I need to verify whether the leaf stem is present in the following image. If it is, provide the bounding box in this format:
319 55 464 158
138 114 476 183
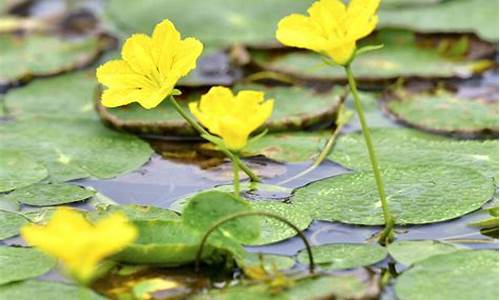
344 65 394 245
168 95 260 182
232 154 240 197
194 211 315 274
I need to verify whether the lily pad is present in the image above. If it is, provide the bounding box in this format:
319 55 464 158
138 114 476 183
88 204 180 222
0 33 110 85
379 0 499 42
236 253 295 272
192 274 367 300
249 200 313 246
291 164 495 225
182 191 260 244
106 0 311 48
387 240 462 266
3 71 97 119
329 128 499 183
0 149 47 192
244 131 329 163
115 219 244 266
395 250 499 300
0 118 153 182
253 30 493 82
297 243 387 270
0 246 56 285
384 88 498 137
0 210 29 240
2 183 95 206
0 280 107 300
95 85 343 136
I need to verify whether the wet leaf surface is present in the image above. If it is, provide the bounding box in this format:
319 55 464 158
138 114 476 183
236 253 295 272
2 183 95 206
292 165 495 225
296 243 387 270
0 210 28 240
0 280 107 300
395 250 499 300
0 149 48 192
0 246 56 285
387 240 462 266
385 88 498 137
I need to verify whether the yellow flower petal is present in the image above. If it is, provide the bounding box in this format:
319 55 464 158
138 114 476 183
326 41 356 65
276 14 328 52
121 34 156 76
151 19 181 67
171 37 204 78
96 60 154 89
21 207 137 284
307 0 346 36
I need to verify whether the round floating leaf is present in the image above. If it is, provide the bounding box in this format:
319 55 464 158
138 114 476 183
0 246 56 285
3 183 95 206
0 150 47 192
0 210 29 240
329 128 499 183
96 85 342 136
0 118 153 182
116 220 244 266
248 200 312 246
254 30 493 82
387 240 462 266
292 165 495 225
182 191 260 244
0 33 109 85
379 0 498 42
192 275 367 300
106 0 311 48
385 89 498 137
297 243 387 270
4 71 97 119
395 250 499 300
236 253 295 272
88 204 180 222
0 280 107 300
244 131 329 162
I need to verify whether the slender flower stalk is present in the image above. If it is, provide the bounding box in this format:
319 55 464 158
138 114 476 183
232 154 241 196
345 65 394 244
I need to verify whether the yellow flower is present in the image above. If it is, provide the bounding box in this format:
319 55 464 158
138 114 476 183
189 86 274 151
96 19 203 109
276 0 380 65
21 207 137 284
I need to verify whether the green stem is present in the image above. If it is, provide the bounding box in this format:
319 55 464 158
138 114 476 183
194 211 315 274
232 154 240 197
168 95 260 182
344 65 394 245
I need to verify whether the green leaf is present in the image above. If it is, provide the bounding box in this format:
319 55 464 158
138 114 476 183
254 30 493 82
249 200 312 246
0 150 47 192
88 204 180 222
236 253 295 272
0 118 153 182
96 85 343 136
329 128 499 183
379 0 499 42
4 71 97 119
297 243 387 270
395 250 499 300
291 165 495 225
182 191 260 244
192 275 367 300
0 210 29 240
385 89 498 137
0 33 108 85
2 183 95 206
0 280 107 300
115 220 244 266
387 240 462 266
105 0 311 48
0 246 56 285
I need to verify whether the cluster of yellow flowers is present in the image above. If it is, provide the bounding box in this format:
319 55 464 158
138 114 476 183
21 0 384 286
